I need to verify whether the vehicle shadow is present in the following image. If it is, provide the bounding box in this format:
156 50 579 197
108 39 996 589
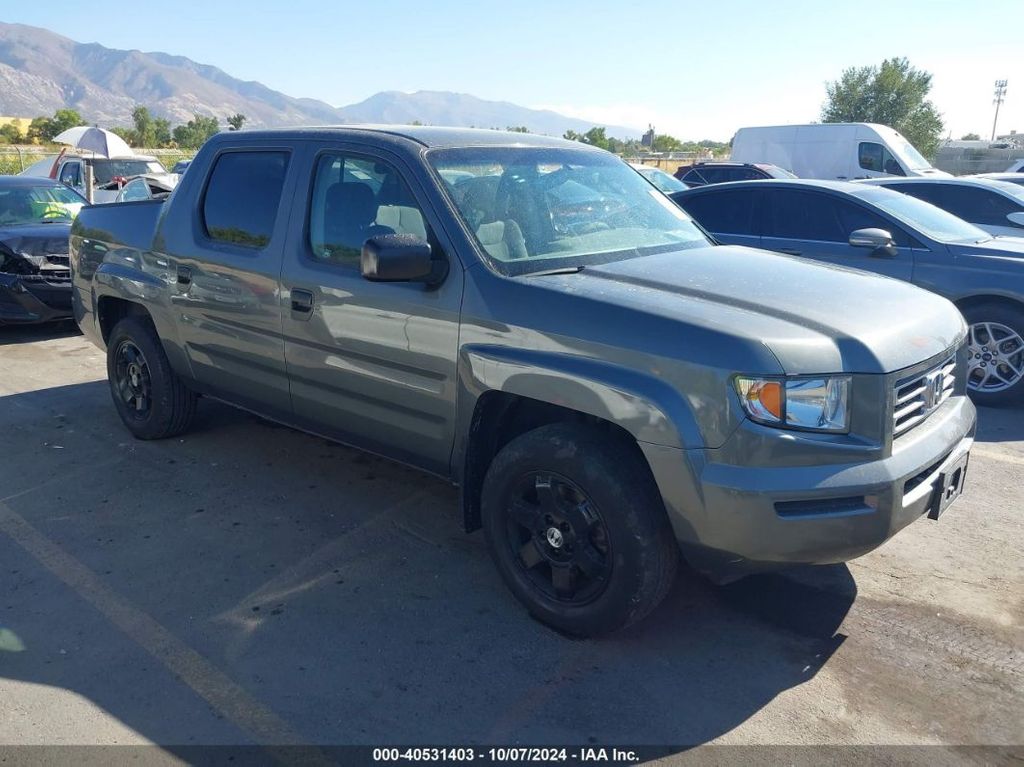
0 382 854 755
974 404 1024 444
0 320 81 346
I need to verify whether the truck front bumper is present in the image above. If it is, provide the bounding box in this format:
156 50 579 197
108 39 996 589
642 394 977 582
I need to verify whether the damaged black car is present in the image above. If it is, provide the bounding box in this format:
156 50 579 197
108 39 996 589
0 177 85 325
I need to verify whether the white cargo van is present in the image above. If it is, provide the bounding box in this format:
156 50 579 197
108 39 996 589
730 123 950 180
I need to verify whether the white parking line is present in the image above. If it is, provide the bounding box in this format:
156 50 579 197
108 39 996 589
0 496 330 764
971 445 1024 467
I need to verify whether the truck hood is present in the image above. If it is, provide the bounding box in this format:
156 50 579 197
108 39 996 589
535 245 965 374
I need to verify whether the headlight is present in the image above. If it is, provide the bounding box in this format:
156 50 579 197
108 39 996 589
735 376 851 433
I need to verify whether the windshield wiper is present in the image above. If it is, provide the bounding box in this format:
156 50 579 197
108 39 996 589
521 265 585 277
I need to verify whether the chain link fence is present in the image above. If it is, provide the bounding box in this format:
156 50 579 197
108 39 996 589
0 146 197 175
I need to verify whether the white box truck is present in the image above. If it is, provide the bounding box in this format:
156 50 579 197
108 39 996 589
730 123 950 180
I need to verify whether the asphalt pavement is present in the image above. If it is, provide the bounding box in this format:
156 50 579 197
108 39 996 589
0 323 1021 762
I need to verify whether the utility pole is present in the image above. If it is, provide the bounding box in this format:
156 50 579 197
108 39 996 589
992 79 1008 141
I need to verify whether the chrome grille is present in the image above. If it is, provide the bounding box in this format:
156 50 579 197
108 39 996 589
893 355 956 437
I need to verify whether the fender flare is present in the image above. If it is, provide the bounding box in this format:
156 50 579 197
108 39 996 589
455 344 703 465
93 261 192 378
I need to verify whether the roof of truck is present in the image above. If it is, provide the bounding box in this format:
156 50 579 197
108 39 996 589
209 125 592 150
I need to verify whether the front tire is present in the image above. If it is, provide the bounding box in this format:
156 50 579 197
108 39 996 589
106 316 197 439
962 302 1024 407
481 423 678 637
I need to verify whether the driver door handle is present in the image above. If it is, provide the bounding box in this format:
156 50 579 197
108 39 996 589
291 288 314 319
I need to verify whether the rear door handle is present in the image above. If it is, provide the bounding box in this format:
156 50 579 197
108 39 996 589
779 248 802 256
291 288 314 319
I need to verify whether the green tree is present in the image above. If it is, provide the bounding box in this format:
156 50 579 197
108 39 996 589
0 123 23 144
581 127 610 150
24 109 83 143
226 113 247 131
563 129 582 142
49 108 83 140
506 125 530 133
960 132 981 141
110 126 135 144
26 116 51 144
652 133 683 152
172 114 221 149
821 57 944 158
153 117 172 147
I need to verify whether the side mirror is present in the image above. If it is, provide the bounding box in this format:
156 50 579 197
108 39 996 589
849 228 897 257
361 234 439 283
1006 211 1024 227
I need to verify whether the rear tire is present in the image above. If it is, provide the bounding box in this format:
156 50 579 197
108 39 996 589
106 316 197 439
962 302 1024 407
481 423 678 637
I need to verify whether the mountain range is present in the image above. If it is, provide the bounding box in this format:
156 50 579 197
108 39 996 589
0 23 640 138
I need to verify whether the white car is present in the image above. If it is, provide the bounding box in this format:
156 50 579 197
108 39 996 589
859 176 1024 238
41 155 168 203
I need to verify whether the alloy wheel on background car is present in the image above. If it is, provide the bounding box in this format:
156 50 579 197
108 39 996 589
967 321 1024 394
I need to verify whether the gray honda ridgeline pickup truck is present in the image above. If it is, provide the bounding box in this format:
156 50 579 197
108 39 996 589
70 127 976 636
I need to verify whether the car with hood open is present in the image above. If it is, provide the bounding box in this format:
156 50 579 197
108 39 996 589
0 176 84 325
70 127 975 636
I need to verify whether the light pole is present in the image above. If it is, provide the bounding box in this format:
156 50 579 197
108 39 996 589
992 79 1008 141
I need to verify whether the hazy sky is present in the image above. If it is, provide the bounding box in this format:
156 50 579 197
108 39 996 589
6 0 1022 140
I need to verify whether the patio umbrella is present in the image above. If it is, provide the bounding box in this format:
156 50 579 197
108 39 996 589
53 126 134 158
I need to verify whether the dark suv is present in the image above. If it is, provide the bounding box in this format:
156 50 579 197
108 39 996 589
675 161 795 187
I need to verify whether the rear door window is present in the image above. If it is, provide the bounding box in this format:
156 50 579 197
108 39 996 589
731 167 765 181
202 151 289 248
680 190 759 236
766 190 845 241
681 169 707 186
700 167 729 184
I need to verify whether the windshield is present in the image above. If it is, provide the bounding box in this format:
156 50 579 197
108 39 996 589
0 184 84 225
895 139 931 171
430 147 709 274
92 159 165 185
636 165 688 193
859 188 991 243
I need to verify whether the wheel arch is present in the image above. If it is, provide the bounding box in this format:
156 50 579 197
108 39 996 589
455 345 701 532
954 293 1024 316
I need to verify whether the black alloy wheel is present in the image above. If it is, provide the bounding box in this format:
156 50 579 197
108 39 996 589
505 472 612 605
